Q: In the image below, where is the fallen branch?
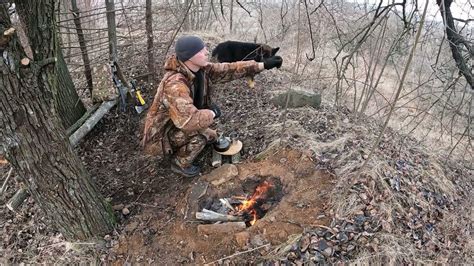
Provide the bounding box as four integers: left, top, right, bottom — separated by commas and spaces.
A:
204, 243, 270, 265
6, 187, 29, 211
66, 103, 101, 136
69, 100, 117, 147
195, 208, 243, 222
0, 167, 13, 195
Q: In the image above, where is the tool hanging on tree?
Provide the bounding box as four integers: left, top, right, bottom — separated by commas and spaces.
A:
110, 61, 147, 113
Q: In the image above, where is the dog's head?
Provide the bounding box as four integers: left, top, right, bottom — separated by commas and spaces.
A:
260, 44, 280, 59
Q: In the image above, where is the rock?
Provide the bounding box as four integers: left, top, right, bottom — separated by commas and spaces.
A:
271, 88, 322, 109
311, 251, 325, 262
112, 204, 124, 211
251, 234, 265, 246
336, 232, 348, 243
202, 164, 238, 186
184, 179, 209, 221
300, 234, 311, 252
321, 246, 333, 257
235, 231, 250, 247
122, 207, 130, 215
197, 222, 246, 235
346, 244, 355, 252
315, 239, 330, 252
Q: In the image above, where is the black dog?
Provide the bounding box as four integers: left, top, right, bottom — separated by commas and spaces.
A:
212, 41, 280, 88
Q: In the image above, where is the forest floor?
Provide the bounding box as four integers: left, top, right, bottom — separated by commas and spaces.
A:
0, 39, 472, 264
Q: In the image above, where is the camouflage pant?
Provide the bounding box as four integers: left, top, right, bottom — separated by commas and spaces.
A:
167, 127, 207, 168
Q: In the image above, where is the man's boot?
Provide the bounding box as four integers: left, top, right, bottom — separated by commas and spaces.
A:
170, 133, 207, 177
171, 159, 201, 177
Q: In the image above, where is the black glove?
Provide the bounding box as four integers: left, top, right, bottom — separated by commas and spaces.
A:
263, 56, 283, 70
210, 103, 221, 119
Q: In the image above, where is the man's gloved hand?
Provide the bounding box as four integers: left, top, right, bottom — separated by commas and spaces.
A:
263, 56, 283, 70
210, 103, 221, 119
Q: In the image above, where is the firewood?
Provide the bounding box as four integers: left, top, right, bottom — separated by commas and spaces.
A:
196, 208, 243, 222
69, 100, 117, 147
4, 27, 15, 36
6, 187, 29, 212
211, 149, 222, 167
197, 222, 246, 235
20, 58, 30, 66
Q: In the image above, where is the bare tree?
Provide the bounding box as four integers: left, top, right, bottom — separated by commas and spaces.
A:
146, 0, 154, 82
436, 0, 473, 90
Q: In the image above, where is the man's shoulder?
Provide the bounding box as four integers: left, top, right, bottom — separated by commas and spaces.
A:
165, 72, 191, 87
163, 72, 191, 95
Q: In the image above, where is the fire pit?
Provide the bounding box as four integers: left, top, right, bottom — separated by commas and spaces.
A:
196, 176, 283, 227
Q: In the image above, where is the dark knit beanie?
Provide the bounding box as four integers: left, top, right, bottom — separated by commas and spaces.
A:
175, 35, 205, 62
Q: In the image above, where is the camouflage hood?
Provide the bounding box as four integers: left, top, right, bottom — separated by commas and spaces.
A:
163, 55, 195, 81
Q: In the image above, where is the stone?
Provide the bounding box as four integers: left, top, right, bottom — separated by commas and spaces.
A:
202, 164, 238, 186
122, 207, 130, 215
251, 234, 265, 246
235, 231, 250, 247
321, 246, 333, 257
197, 222, 246, 235
271, 88, 322, 109
336, 232, 349, 243
112, 204, 124, 211
184, 179, 209, 220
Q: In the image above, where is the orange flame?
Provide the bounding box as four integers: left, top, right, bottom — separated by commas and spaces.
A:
236, 181, 273, 225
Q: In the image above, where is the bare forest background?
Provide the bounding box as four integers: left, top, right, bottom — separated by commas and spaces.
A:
50, 0, 472, 167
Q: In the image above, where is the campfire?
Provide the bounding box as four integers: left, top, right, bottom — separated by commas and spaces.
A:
196, 177, 282, 227
234, 180, 273, 225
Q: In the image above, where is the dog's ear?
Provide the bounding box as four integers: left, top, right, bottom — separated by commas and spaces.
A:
272, 47, 280, 55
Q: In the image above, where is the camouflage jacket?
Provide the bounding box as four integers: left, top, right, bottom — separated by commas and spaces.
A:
142, 54, 263, 157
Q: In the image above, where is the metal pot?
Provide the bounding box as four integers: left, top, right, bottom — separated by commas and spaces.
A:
213, 134, 230, 152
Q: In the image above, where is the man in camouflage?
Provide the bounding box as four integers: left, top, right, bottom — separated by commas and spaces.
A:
142, 35, 282, 177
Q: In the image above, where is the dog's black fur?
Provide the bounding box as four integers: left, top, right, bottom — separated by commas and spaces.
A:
212, 41, 280, 63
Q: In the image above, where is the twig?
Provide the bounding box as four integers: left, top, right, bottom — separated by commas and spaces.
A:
204, 243, 270, 265
0, 167, 13, 195
235, 0, 251, 17
310, 223, 336, 235
303, 0, 315, 61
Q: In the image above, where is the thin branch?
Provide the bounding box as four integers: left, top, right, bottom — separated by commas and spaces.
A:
235, 0, 251, 17
355, 0, 429, 176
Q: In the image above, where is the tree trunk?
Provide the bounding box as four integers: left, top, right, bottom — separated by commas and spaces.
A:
2, 1, 115, 240
14, 2, 86, 129
229, 0, 233, 33
105, 0, 117, 62
437, 0, 473, 90
145, 0, 154, 82
56, 48, 87, 128
71, 0, 94, 98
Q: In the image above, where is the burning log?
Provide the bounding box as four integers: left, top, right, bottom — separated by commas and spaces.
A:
195, 208, 243, 222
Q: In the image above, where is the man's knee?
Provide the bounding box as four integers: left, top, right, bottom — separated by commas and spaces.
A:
188, 134, 207, 149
